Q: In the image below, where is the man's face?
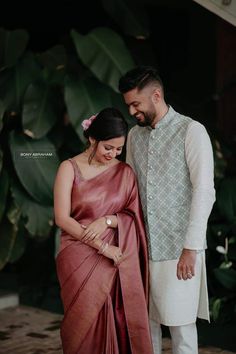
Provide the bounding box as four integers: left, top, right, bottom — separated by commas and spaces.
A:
123, 87, 157, 127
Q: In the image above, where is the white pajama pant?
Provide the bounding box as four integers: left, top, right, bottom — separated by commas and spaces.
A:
150, 320, 198, 354
149, 253, 209, 354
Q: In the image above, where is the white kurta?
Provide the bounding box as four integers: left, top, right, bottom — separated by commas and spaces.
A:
149, 252, 209, 325
127, 120, 215, 326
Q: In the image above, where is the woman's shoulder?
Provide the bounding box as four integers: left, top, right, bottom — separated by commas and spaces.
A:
57, 155, 81, 173
60, 153, 83, 167
118, 161, 136, 176
59, 158, 73, 170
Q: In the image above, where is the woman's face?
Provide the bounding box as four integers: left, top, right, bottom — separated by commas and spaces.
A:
92, 136, 125, 164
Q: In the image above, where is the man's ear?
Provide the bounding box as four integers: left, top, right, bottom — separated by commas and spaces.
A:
152, 87, 162, 103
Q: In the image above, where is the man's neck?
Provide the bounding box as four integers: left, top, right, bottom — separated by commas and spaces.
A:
151, 102, 169, 128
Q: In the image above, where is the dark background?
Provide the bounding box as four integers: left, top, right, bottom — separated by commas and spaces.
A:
1, 0, 236, 350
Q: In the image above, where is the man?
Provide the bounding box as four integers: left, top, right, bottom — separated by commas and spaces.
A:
119, 66, 215, 354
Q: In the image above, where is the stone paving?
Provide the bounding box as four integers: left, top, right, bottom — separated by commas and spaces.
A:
0, 306, 235, 354
0, 306, 62, 354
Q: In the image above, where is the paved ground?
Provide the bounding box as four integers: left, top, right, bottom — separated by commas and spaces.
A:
0, 306, 235, 354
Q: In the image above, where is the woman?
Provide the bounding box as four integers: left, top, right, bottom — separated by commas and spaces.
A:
54, 108, 153, 354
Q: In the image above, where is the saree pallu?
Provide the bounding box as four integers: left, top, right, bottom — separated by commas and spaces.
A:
56, 160, 153, 354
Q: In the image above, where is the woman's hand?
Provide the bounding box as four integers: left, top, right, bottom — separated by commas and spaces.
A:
81, 217, 107, 243
103, 245, 123, 266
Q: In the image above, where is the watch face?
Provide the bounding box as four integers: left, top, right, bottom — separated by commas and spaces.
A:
106, 218, 112, 225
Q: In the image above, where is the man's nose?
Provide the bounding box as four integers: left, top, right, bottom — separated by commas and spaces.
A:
129, 106, 137, 116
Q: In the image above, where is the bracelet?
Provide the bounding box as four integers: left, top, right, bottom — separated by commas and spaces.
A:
98, 241, 109, 255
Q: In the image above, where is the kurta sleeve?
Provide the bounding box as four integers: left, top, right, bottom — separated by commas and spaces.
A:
183, 121, 216, 250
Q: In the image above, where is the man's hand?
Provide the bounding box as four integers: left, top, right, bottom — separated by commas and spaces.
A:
177, 249, 197, 280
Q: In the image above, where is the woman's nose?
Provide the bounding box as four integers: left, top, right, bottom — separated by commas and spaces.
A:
107, 150, 116, 158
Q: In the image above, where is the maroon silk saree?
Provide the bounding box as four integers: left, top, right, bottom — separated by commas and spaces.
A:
56, 160, 153, 354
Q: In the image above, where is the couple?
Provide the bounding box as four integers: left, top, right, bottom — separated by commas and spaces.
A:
54, 66, 215, 354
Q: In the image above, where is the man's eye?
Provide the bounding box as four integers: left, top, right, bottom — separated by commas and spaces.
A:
105, 147, 112, 150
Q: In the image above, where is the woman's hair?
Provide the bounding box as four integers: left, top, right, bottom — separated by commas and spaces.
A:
83, 107, 128, 141
119, 65, 164, 94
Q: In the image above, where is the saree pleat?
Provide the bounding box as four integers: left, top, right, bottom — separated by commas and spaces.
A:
56, 161, 153, 354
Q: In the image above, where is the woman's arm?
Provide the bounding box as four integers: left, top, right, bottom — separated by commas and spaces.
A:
53, 160, 122, 263
53, 160, 87, 241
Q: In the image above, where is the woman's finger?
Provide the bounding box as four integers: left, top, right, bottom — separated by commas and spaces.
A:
82, 230, 94, 241
93, 233, 100, 240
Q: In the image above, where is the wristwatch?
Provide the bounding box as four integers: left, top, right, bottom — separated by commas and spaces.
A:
105, 216, 112, 226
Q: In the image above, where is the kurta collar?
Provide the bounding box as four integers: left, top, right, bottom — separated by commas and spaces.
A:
153, 105, 176, 129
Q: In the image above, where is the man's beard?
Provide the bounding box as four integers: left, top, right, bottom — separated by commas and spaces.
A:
136, 110, 156, 127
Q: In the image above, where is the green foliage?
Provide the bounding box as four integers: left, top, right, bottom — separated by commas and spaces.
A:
22, 82, 58, 139
0, 167, 8, 223
0, 3, 235, 326
0, 218, 18, 270
71, 28, 135, 92
207, 139, 236, 323
0, 26, 135, 271
0, 28, 29, 70
102, 0, 150, 38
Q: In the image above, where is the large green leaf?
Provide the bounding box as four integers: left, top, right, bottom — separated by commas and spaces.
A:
39, 45, 66, 70
8, 221, 27, 263
0, 168, 9, 223
9, 131, 60, 205
0, 148, 3, 173
38, 46, 66, 87
217, 178, 236, 223
65, 76, 112, 141
71, 28, 135, 92
11, 181, 54, 237
210, 297, 222, 322
0, 99, 4, 132
22, 82, 58, 139
7, 200, 21, 226
0, 218, 17, 270
0, 28, 29, 70
0, 69, 15, 110
102, 0, 149, 38
228, 243, 236, 261
214, 268, 236, 290
0, 54, 41, 111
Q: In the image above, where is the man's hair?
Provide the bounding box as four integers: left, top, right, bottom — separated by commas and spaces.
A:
119, 66, 164, 94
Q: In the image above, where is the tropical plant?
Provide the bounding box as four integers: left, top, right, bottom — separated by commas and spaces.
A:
207, 138, 236, 323
0, 1, 235, 325
0, 25, 137, 270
